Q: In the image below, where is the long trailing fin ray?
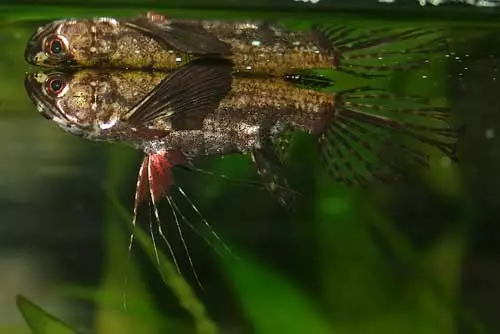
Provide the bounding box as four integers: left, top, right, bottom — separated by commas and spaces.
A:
318, 89, 457, 186
123, 58, 233, 127
166, 195, 203, 289
176, 186, 234, 258
123, 17, 232, 55
123, 156, 150, 311
147, 155, 182, 274
166, 191, 226, 258
148, 202, 161, 269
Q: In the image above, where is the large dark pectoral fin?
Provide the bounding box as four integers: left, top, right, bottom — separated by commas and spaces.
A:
123, 58, 233, 129
123, 18, 232, 55
317, 88, 457, 186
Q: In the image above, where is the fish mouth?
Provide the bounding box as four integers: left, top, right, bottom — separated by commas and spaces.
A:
24, 72, 61, 121
24, 40, 50, 67
24, 48, 78, 68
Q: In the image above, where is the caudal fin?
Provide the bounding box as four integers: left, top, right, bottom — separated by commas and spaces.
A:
314, 25, 451, 79
317, 88, 457, 186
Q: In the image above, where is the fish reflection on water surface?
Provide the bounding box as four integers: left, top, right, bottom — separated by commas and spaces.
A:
25, 12, 451, 78
24, 59, 457, 282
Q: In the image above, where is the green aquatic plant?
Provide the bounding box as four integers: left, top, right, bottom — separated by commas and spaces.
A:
16, 295, 78, 334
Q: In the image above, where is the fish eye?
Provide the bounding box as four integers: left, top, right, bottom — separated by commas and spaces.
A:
45, 36, 67, 56
45, 77, 67, 96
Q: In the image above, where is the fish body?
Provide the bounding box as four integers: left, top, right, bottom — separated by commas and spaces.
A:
25, 60, 335, 155
25, 13, 448, 78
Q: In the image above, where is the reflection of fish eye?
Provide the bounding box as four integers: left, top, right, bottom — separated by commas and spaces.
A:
45, 36, 67, 56
45, 77, 66, 96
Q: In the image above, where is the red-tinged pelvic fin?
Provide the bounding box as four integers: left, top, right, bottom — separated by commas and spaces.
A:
313, 25, 450, 78
317, 88, 457, 186
129, 150, 188, 274
123, 58, 233, 129
123, 15, 232, 55
134, 150, 188, 208
129, 148, 234, 287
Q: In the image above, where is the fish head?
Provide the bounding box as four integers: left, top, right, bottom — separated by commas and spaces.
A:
25, 20, 77, 67
25, 69, 171, 142
24, 69, 96, 136
25, 18, 119, 68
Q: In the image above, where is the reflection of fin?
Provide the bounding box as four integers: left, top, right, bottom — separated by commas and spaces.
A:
123, 16, 232, 55
313, 25, 449, 78
285, 72, 336, 89
123, 58, 233, 127
251, 122, 296, 208
317, 88, 457, 186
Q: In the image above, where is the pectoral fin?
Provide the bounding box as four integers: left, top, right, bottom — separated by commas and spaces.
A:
123, 58, 233, 129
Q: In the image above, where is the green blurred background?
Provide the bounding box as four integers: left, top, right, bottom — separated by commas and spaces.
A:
1, 2, 500, 334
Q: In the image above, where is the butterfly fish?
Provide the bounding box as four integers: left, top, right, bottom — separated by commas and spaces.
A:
25, 12, 450, 79
24, 58, 457, 293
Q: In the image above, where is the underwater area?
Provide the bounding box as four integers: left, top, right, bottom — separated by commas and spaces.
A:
1, 1, 500, 333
